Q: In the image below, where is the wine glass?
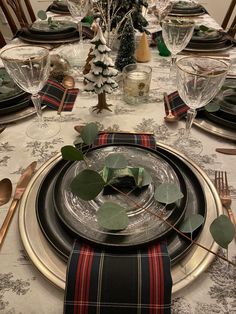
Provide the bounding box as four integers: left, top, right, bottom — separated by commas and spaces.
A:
162, 18, 195, 76
150, 0, 172, 25
175, 56, 229, 152
0, 46, 60, 140
66, 0, 90, 46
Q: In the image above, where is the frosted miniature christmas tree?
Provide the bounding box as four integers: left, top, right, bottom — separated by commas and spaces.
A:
84, 26, 118, 113
115, 18, 136, 72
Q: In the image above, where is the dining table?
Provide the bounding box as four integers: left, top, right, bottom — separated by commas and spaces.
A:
0, 2, 236, 313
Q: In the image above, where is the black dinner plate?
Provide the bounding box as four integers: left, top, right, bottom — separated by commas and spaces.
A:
47, 3, 70, 14
0, 95, 31, 115
19, 27, 78, 40
52, 145, 188, 246
36, 143, 206, 265
201, 110, 236, 130
186, 35, 229, 50
18, 26, 94, 44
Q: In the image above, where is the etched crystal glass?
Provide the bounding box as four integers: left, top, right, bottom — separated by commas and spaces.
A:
0, 46, 60, 140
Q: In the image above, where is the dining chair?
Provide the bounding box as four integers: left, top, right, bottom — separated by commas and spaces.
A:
0, 0, 36, 35
221, 0, 236, 37
0, 30, 6, 48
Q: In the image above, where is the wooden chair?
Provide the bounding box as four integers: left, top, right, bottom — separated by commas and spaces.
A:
0, 30, 6, 48
0, 0, 36, 35
222, 0, 236, 37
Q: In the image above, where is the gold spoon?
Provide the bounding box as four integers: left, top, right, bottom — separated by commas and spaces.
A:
163, 92, 178, 122
0, 178, 12, 206
57, 75, 75, 115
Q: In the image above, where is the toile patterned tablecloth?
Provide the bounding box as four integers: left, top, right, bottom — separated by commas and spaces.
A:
0, 6, 236, 314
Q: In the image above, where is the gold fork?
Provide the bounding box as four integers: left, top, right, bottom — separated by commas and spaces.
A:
215, 171, 236, 238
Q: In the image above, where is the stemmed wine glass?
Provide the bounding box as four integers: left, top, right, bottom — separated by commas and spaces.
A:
150, 0, 172, 25
66, 0, 90, 46
162, 19, 195, 76
175, 56, 229, 152
0, 46, 60, 140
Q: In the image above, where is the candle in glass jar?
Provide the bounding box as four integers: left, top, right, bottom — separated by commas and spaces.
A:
123, 65, 152, 105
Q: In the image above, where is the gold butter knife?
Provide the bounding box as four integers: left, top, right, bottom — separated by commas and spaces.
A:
0, 161, 37, 247
216, 148, 236, 155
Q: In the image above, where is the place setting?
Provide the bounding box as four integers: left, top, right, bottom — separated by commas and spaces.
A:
169, 0, 207, 17
47, 0, 70, 15
184, 25, 235, 53
17, 120, 223, 295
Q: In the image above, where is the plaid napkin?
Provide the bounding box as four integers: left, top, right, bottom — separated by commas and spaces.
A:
39, 79, 79, 111
164, 91, 189, 119
64, 133, 172, 314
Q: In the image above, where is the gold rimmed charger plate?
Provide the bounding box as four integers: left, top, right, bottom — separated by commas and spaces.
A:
0, 105, 47, 124
194, 118, 236, 141
18, 144, 222, 293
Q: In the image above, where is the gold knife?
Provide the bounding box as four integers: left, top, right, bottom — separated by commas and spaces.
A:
216, 148, 236, 155
0, 161, 37, 247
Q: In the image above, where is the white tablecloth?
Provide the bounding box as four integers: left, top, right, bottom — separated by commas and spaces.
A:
0, 9, 236, 314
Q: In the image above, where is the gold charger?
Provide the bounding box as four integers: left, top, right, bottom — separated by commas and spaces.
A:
18, 144, 222, 293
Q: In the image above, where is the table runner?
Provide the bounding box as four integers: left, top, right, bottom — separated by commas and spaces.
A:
64, 134, 172, 314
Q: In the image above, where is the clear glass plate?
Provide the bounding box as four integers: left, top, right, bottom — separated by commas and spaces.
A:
53, 146, 187, 243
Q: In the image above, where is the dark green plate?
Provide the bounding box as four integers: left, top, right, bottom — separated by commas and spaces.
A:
29, 20, 77, 34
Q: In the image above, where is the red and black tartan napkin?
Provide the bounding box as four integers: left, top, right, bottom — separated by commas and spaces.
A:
164, 91, 189, 119
64, 133, 173, 314
39, 79, 79, 111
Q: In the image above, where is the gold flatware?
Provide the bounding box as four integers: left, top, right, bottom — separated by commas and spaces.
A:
0, 161, 37, 247
0, 179, 12, 206
216, 148, 236, 155
57, 75, 75, 115
215, 170, 236, 238
163, 92, 178, 122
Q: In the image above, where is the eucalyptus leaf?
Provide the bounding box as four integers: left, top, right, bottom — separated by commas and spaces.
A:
105, 153, 128, 169
205, 102, 220, 112
96, 202, 129, 230
61, 145, 84, 161
129, 167, 143, 187
179, 214, 204, 233
80, 122, 98, 145
210, 215, 235, 249
199, 25, 209, 32
141, 169, 152, 187
154, 183, 184, 204
37, 10, 47, 20
71, 169, 105, 200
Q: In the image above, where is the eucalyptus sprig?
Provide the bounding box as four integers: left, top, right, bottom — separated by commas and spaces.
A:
37, 10, 60, 30
61, 122, 236, 266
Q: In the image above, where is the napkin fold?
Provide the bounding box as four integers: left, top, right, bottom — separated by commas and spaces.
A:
39, 79, 79, 111
64, 133, 172, 314
64, 240, 172, 314
164, 91, 189, 119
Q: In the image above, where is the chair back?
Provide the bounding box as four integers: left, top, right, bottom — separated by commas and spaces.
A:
0, 0, 36, 35
222, 0, 236, 36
